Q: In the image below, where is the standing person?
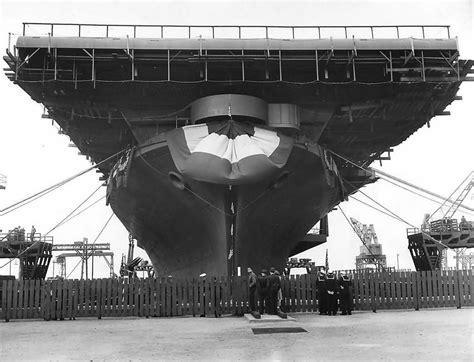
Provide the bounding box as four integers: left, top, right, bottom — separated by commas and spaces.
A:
267, 267, 281, 315
338, 272, 353, 315
325, 270, 338, 315
30, 225, 36, 242
274, 270, 283, 310
247, 267, 258, 312
257, 269, 269, 314
316, 267, 327, 315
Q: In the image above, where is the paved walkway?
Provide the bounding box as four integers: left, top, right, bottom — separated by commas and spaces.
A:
1, 308, 473, 360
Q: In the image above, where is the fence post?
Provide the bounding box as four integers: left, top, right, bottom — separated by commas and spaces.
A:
2, 280, 9, 322
412, 271, 420, 311
42, 281, 51, 321
370, 273, 377, 313
454, 270, 461, 309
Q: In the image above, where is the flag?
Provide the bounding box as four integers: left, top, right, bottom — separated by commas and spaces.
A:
166, 120, 294, 185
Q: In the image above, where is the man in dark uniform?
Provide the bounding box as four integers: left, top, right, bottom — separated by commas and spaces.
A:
316, 268, 327, 315
257, 269, 269, 314
267, 267, 281, 315
247, 267, 258, 312
325, 270, 338, 315
338, 272, 353, 315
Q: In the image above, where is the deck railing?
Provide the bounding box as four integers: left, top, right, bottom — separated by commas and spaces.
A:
19, 22, 452, 39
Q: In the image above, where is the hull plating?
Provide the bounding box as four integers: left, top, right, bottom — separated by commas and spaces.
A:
107, 137, 343, 278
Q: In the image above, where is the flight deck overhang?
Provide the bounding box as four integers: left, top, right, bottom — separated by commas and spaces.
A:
4, 23, 474, 177
15, 36, 459, 52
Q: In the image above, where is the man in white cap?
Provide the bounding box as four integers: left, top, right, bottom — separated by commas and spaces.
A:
316, 267, 327, 315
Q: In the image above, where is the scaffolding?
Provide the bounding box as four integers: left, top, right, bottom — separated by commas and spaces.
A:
52, 238, 115, 279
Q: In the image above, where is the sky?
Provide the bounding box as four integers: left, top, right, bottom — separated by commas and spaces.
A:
0, 0, 473, 278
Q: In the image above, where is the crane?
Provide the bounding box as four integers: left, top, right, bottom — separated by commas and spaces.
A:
120, 233, 155, 278
408, 171, 474, 271
350, 217, 387, 271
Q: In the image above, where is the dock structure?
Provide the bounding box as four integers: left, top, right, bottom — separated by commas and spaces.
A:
52, 239, 115, 279
0, 231, 53, 279
407, 218, 474, 271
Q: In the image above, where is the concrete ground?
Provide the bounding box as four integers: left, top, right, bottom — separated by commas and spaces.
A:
0, 308, 472, 361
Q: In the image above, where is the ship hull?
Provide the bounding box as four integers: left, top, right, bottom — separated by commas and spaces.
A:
107, 135, 343, 278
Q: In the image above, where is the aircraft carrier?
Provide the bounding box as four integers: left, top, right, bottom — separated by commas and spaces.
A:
4, 23, 473, 277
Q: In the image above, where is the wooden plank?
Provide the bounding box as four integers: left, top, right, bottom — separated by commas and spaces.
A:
307, 274, 314, 312
145, 278, 151, 317
11, 279, 18, 320
440, 270, 447, 308
303, 274, 309, 312
6, 280, 13, 322
301, 275, 307, 312
61, 279, 68, 320
376, 272, 382, 311
17, 280, 24, 320
469, 269, 473, 307
461, 269, 470, 307
427, 271, 435, 308
120, 279, 126, 317
352, 274, 359, 310
2, 280, 9, 321
26, 279, 33, 319
43, 281, 51, 321
294, 275, 301, 313
33, 280, 40, 319
65, 279, 72, 320
153, 278, 159, 317
419, 271, 427, 309
404, 272, 412, 309
432, 270, 440, 308
401, 272, 408, 309
104, 278, 110, 317
233, 277, 240, 316
1, 280, 6, 321
382, 272, 389, 310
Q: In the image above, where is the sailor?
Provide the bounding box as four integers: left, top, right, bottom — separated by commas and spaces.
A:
267, 267, 281, 315
247, 267, 258, 312
338, 272, 353, 315
325, 270, 338, 315
30, 225, 36, 242
316, 267, 327, 315
257, 269, 269, 314
274, 270, 283, 310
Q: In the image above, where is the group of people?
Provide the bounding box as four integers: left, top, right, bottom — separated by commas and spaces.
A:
247, 266, 353, 316
316, 267, 353, 316
247, 267, 283, 316
5, 225, 36, 243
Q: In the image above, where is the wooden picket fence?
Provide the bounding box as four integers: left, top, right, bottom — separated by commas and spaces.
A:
0, 270, 472, 321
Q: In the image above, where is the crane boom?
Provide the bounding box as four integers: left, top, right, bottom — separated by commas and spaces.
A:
444, 172, 474, 219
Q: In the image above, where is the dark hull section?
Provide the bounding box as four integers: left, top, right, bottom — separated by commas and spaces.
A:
107, 138, 343, 278
233, 146, 342, 273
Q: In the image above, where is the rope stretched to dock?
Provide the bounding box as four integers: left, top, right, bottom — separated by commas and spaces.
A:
44, 184, 103, 236
0, 149, 125, 216
326, 148, 474, 214
0, 186, 107, 271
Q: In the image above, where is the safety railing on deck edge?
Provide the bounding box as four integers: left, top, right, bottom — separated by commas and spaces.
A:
20, 23, 452, 40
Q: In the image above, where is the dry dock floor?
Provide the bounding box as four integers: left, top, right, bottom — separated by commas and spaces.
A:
1, 308, 473, 360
